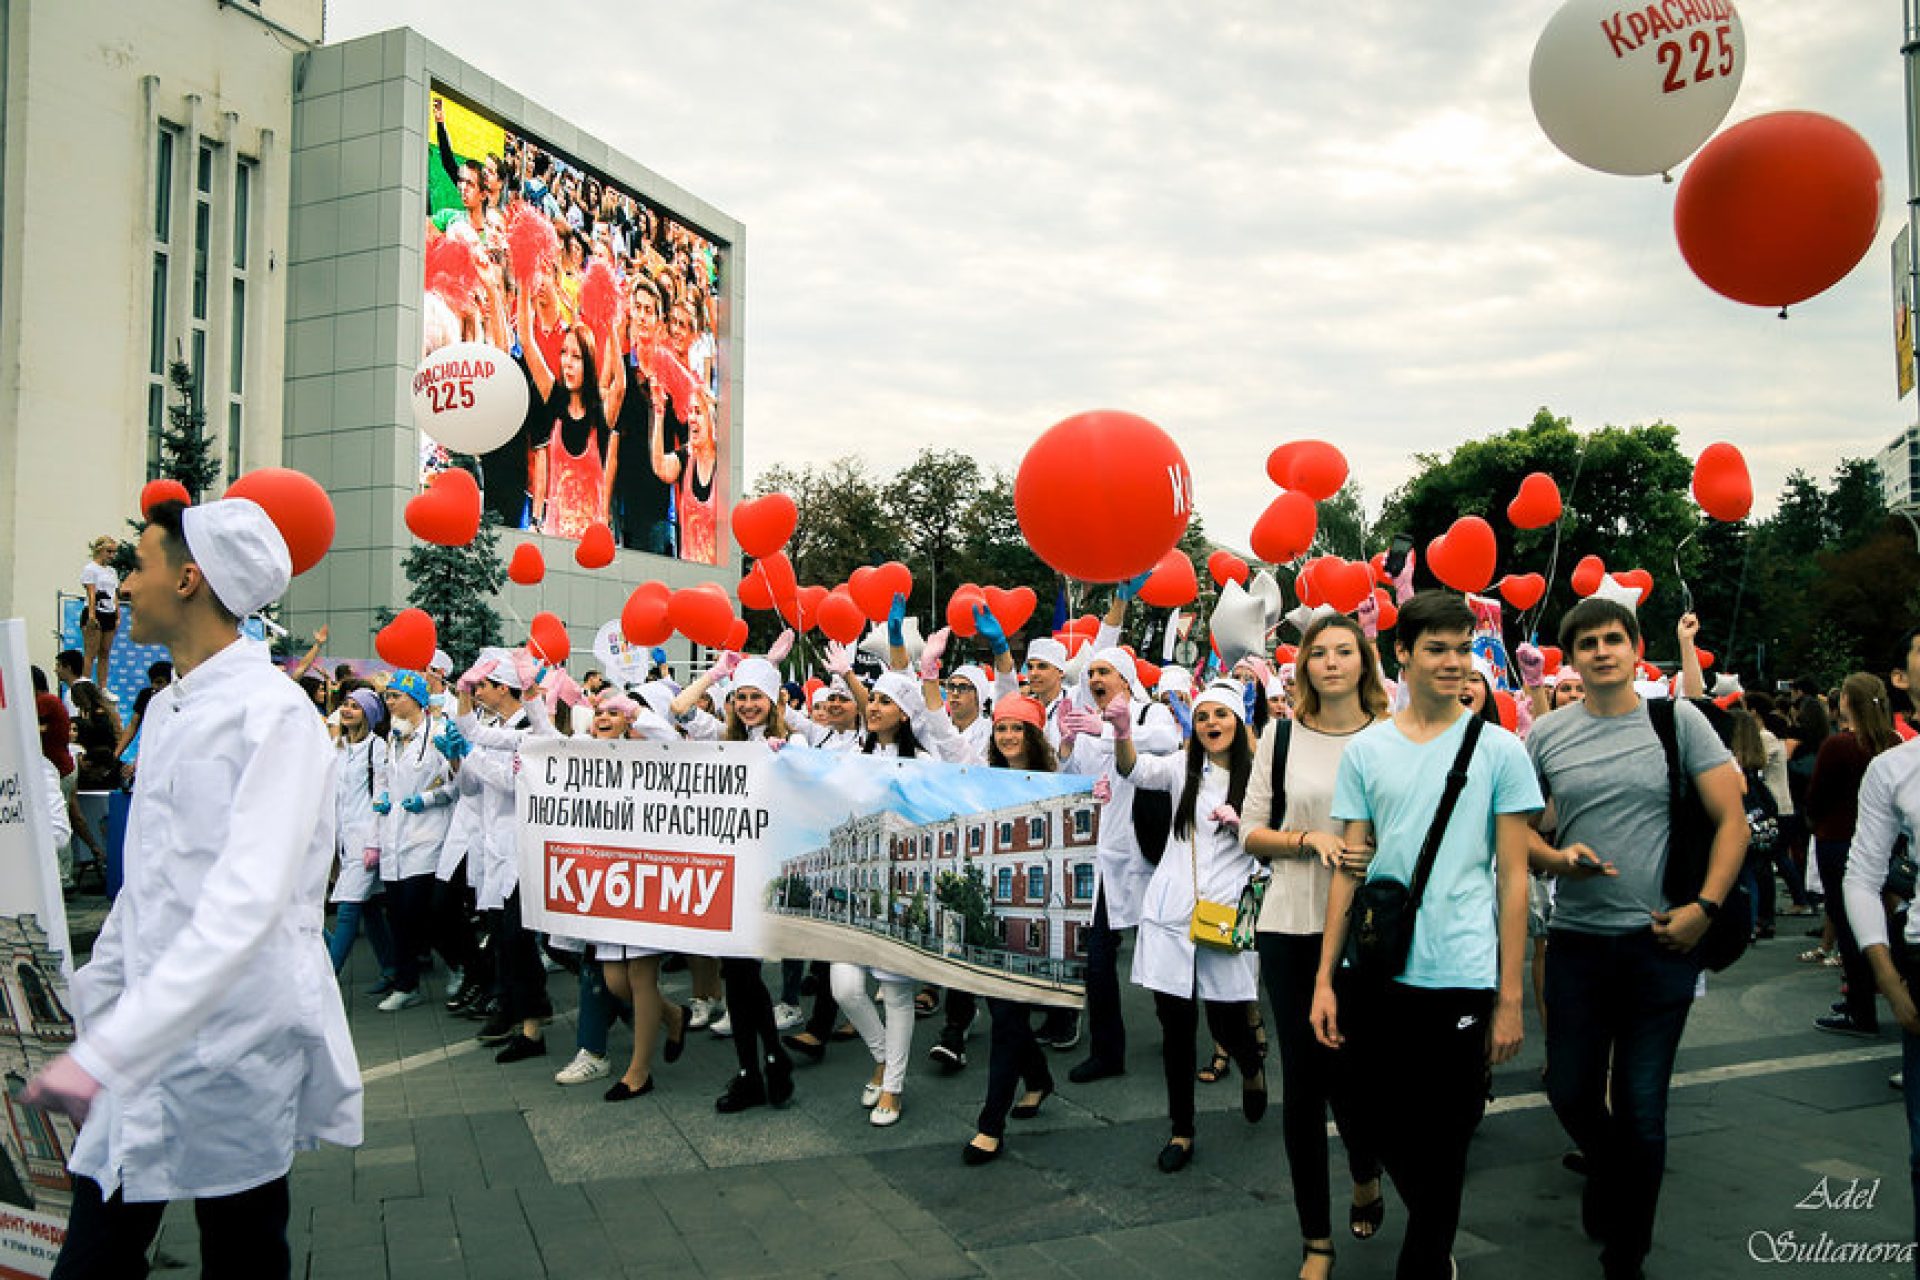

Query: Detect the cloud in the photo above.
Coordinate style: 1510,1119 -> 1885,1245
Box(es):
337,1 -> 1909,546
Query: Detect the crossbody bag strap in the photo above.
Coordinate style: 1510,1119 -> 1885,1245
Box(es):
1405,716 -> 1486,913
1265,719 -> 1293,830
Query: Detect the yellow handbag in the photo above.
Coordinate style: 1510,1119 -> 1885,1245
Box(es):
1187,835 -> 1240,950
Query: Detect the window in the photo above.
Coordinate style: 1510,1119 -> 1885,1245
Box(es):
146,124 -> 179,477
1028,816 -> 1045,843
996,868 -> 1013,901
1074,864 -> 1095,901
998,821 -> 1012,845
921,835 -> 931,856
942,831 -> 954,852
192,141 -> 213,321
227,158 -> 253,483
1026,866 -> 1045,901
967,827 -> 981,851
1074,809 -> 1092,836
16,966 -> 65,1028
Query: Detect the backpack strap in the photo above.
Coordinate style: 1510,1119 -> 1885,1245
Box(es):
1265,719 -> 1294,830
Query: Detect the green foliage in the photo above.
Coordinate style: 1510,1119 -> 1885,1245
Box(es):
158,358 -> 223,500
907,889 -> 930,932
379,506 -> 506,669
935,864 -> 998,948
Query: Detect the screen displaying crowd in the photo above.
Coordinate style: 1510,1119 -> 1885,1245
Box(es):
421,87 -> 729,565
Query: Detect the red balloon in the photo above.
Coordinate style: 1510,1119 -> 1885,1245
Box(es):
946,584 -> 986,637
755,553 -> 800,625
1506,473 -> 1562,530
983,585 -> 1037,635
1616,568 -> 1655,605
1492,690 -> 1518,733
1319,559 -> 1373,613
1293,557 -> 1326,608
1498,573 -> 1546,612
225,467 -> 334,575
1540,645 -> 1563,676
1697,648 -> 1716,672
1675,111 -> 1883,311
574,520 -> 616,569
738,567 -> 774,612
724,618 -> 749,651
1265,440 -> 1348,502
1207,550 -> 1250,588
1273,644 -> 1298,665
405,469 -> 482,547
1015,410 -> 1193,583
622,582 -> 673,647
1692,443 -> 1753,522
507,542 -> 545,586
730,492 -> 798,559
817,589 -> 866,645
669,585 -> 736,650
1369,552 -> 1390,585
1135,658 -> 1161,688
851,561 -> 912,622
796,585 -> 829,633
1372,587 -> 1397,632
1249,491 -> 1318,564
375,608 -> 437,670
1139,549 -> 1199,608
1425,516 -> 1497,594
528,611 -> 570,665
1571,554 -> 1607,598
140,478 -> 192,517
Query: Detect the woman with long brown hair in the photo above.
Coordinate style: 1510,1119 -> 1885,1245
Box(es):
1809,673 -> 1901,1036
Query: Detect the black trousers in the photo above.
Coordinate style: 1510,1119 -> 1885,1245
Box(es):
941,989 -> 977,1047
1083,892 -> 1126,1065
1152,990 -> 1261,1140
1259,932 -> 1381,1241
390,873 -> 438,993
52,1174 -> 289,1280
721,958 -> 789,1078
1817,838 -> 1879,1028
431,860 -> 480,980
492,890 -> 547,1022
976,999 -> 1054,1138
1344,979 -> 1494,1280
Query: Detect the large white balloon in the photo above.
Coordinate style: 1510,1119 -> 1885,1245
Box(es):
1530,0 -> 1744,177
411,342 -> 528,455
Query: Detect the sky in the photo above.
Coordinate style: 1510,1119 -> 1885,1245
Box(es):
330,1 -> 1916,546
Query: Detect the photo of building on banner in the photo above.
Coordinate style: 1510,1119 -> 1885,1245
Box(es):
516,740 -> 1099,1006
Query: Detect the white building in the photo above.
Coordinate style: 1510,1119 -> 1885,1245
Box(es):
1877,426 -> 1920,512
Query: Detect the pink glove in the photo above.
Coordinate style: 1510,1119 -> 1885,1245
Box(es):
363,847 -> 382,871
1356,592 -> 1379,641
1209,804 -> 1241,832
766,629 -> 796,663
1514,643 -> 1546,689
767,737 -> 787,753
917,628 -> 952,681
1238,656 -> 1274,690
1392,548 -> 1419,606
1101,697 -> 1133,740
1092,776 -> 1113,803
1514,693 -> 1535,738
21,1054 -> 100,1127
711,651 -> 743,681
1057,704 -> 1105,743
542,668 -> 586,709
823,642 -> 855,677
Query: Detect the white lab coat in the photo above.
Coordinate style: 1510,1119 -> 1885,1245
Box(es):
381,718 -> 454,881
1061,700 -> 1182,929
455,702 -> 559,910
67,638 -> 362,1201
329,733 -> 388,904
39,757 -> 70,852
437,745 -> 485,883
1126,752 -> 1260,1001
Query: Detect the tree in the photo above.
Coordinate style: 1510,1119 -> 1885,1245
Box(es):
935,865 -> 997,948
753,458 -> 901,591
158,357 -> 223,500
382,507 -> 507,668
884,449 -> 983,612
1311,482 -> 1371,561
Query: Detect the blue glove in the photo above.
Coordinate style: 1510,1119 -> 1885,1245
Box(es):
1115,570 -> 1152,604
371,792 -> 391,815
651,647 -> 668,665
401,794 -> 427,814
1169,697 -> 1194,740
886,593 -> 907,648
972,605 -> 1009,658
434,724 -> 469,761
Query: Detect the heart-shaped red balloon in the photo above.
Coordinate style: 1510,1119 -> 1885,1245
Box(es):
946,585 -> 986,637
1372,587 -> 1398,631
622,582 -> 672,646
1570,554 -> 1607,598
817,589 -> 866,645
731,492 -> 798,559
375,608 -> 437,670
738,567 -> 774,612
1250,491 -> 1318,564
1138,549 -> 1199,608
724,618 -> 749,651
851,562 -> 911,622
1265,440 -> 1349,502
1692,443 -> 1753,522
1506,473 -> 1563,530
797,585 -> 830,633
1274,644 -> 1298,664
754,553 -> 800,626
1697,647 -> 1716,671
140,478 -> 192,517
1319,559 -> 1374,613
1293,557 -> 1327,607
669,585 -> 737,650
984,585 -> 1037,635
507,542 -> 545,586
528,611 -> 571,665
1425,516 -> 1497,594
1207,550 -> 1250,588
1498,573 -> 1546,612
574,521 -> 616,569
1616,568 -> 1655,604
1540,645 -> 1563,675
1369,551 -> 1389,584
405,468 -> 482,547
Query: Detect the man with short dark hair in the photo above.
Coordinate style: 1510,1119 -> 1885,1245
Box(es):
1527,597 -> 1746,1280
27,499 -> 361,1279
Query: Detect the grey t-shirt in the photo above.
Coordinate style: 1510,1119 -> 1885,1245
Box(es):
1526,698 -> 1732,935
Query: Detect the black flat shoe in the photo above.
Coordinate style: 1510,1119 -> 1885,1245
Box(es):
1068,1057 -> 1125,1085
663,1004 -> 688,1065
1010,1087 -> 1054,1120
1242,1074 -> 1269,1123
782,1033 -> 827,1063
1350,1186 -> 1384,1240
715,1071 -> 767,1114
1156,1140 -> 1194,1173
604,1077 -> 654,1102
494,1034 -> 546,1064
962,1137 -> 1004,1166
765,1056 -> 795,1107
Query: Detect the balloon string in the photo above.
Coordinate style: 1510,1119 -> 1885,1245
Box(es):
1673,523 -> 1699,615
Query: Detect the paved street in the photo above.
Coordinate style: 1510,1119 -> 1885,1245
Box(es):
98,899 -> 1914,1279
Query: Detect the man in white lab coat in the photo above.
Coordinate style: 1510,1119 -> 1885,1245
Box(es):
27,498 -> 362,1279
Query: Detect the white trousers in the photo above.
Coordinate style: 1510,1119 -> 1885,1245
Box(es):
830,963 -> 915,1095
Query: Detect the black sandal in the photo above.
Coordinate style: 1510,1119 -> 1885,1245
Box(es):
1350,1184 -> 1385,1240
1196,1049 -> 1232,1084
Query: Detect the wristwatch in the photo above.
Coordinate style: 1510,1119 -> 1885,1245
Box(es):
1693,896 -> 1722,919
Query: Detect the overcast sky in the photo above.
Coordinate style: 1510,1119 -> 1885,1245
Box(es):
331,1 -> 1914,545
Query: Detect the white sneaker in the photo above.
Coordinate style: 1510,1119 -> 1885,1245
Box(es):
377,989 -> 425,1012
710,1010 -> 734,1038
773,1001 -> 803,1032
554,1049 -> 612,1086
443,967 -> 465,1000
687,998 -> 714,1031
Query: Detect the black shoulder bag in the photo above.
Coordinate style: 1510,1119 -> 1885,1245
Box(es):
1343,717 -> 1485,986
1648,699 -> 1750,972
1130,702 -> 1174,865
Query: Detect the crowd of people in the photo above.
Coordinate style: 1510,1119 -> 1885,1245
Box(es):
32,517 -> 1920,1280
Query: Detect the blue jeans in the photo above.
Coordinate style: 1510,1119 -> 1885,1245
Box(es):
1545,928 -> 1699,1273
327,896 -> 396,977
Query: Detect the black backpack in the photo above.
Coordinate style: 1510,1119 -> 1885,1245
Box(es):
1129,703 -> 1174,865
1649,698 -> 1751,972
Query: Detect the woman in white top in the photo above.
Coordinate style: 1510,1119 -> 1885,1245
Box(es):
80,536 -> 121,689
1238,614 -> 1388,1280
326,688 -> 395,983
1114,679 -> 1267,1174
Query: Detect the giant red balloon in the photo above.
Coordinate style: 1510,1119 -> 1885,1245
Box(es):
1425,517 -> 1497,594
730,493 -> 798,559
669,585 -> 736,649
140,478 -> 191,517
528,611 -> 570,665
1138,549 -> 1199,608
225,467 -> 334,575
1015,410 -> 1193,583
375,608 -> 436,670
621,582 -> 673,647
1265,440 -> 1348,502
817,589 -> 866,645
983,585 -> 1037,635
1498,573 -> 1546,612
1249,491 -> 1318,564
1674,111 -> 1883,310
507,542 -> 545,586
1571,554 -> 1607,598
1506,473 -> 1562,530
1692,443 -> 1753,522
405,468 -> 482,547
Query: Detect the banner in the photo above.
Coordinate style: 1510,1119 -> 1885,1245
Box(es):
1895,226 -> 1915,400
517,739 -> 1100,1006
0,621 -> 81,1278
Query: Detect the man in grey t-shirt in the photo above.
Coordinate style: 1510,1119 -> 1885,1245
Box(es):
1526,600 -> 1747,1280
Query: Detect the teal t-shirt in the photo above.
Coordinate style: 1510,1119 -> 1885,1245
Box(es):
1332,713 -> 1544,989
